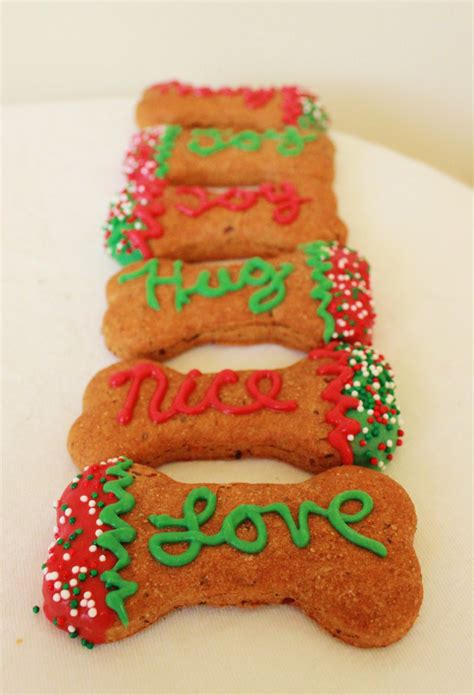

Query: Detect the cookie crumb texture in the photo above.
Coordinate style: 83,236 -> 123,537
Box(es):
124,124 -> 335,187
68,343 -> 403,473
42,461 -> 422,648
103,179 -> 347,266
102,243 -> 375,360
136,82 -> 330,133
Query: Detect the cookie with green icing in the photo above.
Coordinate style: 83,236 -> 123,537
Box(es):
124,122 -> 335,188
41,460 -> 422,648
102,242 -> 374,361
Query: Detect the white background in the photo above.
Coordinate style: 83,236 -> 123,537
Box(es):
2,0 -> 472,185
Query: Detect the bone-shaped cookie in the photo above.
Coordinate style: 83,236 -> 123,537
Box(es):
136,81 -> 330,132
124,124 -> 334,187
68,342 -> 403,473
41,459 -> 422,648
104,178 -> 347,266
102,241 -> 374,360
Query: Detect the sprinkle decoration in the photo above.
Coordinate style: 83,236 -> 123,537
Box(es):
301,241 -> 375,344
103,179 -> 166,264
124,124 -> 182,184
103,180 -> 311,266
310,342 -> 404,470
281,86 -> 330,131
41,457 -> 138,647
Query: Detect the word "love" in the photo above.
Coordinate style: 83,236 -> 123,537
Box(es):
109,362 -> 298,425
148,486 -> 388,567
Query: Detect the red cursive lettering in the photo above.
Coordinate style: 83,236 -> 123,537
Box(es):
109,363 -> 298,425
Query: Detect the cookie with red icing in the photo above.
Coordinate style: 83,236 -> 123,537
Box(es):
102,241 -> 375,360
41,460 -> 422,648
68,342 -> 403,473
103,178 -> 347,266
124,123 -> 334,188
136,81 -> 330,132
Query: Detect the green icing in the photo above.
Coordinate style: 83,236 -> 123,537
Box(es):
187,126 -> 316,158
154,125 -> 182,178
335,344 -> 403,470
119,257 -> 294,315
300,241 -> 336,342
148,486 -> 387,567
96,458 -> 138,626
104,208 -> 144,266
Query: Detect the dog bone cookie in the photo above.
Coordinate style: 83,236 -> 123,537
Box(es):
104,178 -> 347,266
41,459 -> 422,648
136,81 -> 330,132
124,124 -> 334,187
68,342 -> 403,473
102,241 -> 374,360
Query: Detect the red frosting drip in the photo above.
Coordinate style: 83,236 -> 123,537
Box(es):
127,180 -> 167,258
309,343 -> 361,465
148,80 -> 276,109
109,363 -> 298,425
281,86 -> 304,125
124,128 -> 161,186
42,463 -> 121,644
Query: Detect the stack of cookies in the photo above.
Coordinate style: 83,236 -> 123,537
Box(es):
40,81 -> 422,649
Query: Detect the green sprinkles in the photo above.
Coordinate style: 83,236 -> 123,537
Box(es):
32,605 -> 40,614
335,344 -> 404,470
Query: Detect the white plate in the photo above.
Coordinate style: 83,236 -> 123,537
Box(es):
2,99 -> 472,694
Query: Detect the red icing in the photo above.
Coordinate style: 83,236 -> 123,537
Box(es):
308,344 -> 360,465
175,182 -> 310,224
42,463 -> 120,644
109,363 -> 297,425
107,170 -> 311,260
127,180 -> 167,258
148,81 -> 276,109
281,86 -> 305,125
322,244 -> 375,344
124,128 -> 161,185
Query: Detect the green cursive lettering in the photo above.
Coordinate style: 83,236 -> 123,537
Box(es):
148,487 -> 387,567
118,257 -> 294,315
